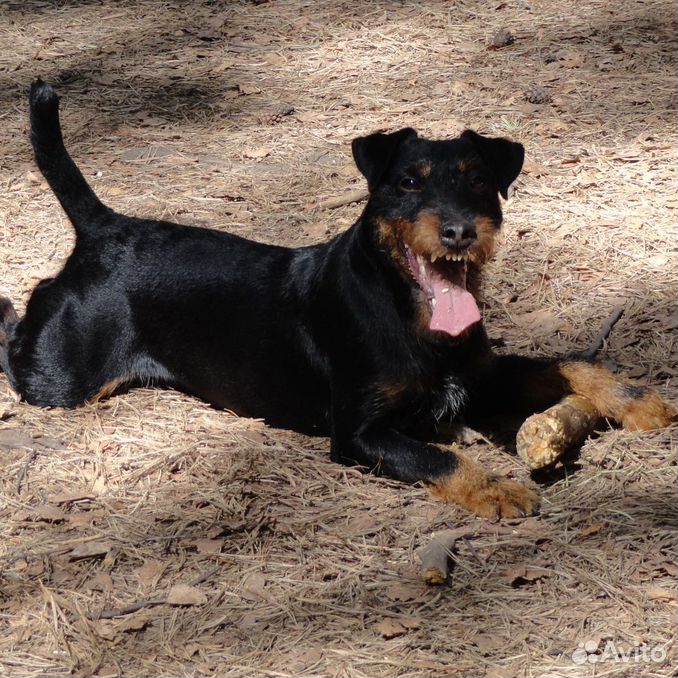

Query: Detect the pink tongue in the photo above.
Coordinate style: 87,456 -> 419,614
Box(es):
429,276 -> 481,336
407,250 -> 481,337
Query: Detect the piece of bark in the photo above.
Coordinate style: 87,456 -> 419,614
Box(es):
516,395 -> 600,469
415,530 -> 460,584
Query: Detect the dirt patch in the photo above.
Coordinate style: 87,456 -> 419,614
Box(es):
0,1 -> 675,676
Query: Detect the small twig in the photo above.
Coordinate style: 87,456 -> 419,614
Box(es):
95,596 -> 165,620
92,565 -> 220,620
16,448 -> 39,494
0,534 -> 106,563
316,189 -> 368,210
580,305 -> 625,359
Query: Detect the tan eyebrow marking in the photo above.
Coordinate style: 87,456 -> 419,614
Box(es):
416,161 -> 432,178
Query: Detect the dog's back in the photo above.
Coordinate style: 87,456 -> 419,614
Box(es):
3,82 -> 334,428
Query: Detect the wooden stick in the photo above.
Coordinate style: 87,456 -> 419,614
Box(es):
316,189 -> 368,210
415,527 -> 472,584
515,306 -> 625,469
516,395 -> 600,470
580,305 -> 625,359
92,565 -> 220,620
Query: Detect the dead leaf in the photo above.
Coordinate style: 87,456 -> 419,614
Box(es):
212,59 -> 236,74
239,430 -> 268,445
657,562 -> 678,577
286,648 -> 323,671
69,540 -> 113,560
646,586 -> 676,603
243,146 -> 270,160
94,621 -> 118,641
96,615 -> 146,641
116,614 -> 150,632
193,538 -> 224,554
26,560 -> 45,576
238,83 -> 261,95
167,583 -> 207,606
376,619 -> 408,639
342,513 -> 382,536
238,613 -> 261,630
303,221 -> 331,239
241,572 -> 267,601
578,522 -> 605,538
514,309 -> 565,335
559,51 -> 585,68
85,573 -> 114,592
474,633 -> 504,654
294,111 -> 317,123
34,436 -> 66,450
383,583 -> 422,602
181,643 -> 203,660
521,158 -> 548,177
0,429 -> 37,449
400,616 -> 422,630
135,559 -> 164,587
48,491 -> 94,505
68,510 -> 103,528
16,505 -> 66,523
505,564 -> 550,586
575,170 -> 597,188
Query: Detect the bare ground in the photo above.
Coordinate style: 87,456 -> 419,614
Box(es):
0,1 -> 676,676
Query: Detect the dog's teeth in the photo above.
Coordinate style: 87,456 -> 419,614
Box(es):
430,254 -> 437,263
445,254 -> 452,261
441,287 -> 449,293
431,298 -> 437,308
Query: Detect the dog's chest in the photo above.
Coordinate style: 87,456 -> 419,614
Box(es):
429,374 -> 468,422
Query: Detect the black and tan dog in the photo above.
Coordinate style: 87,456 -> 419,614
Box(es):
0,80 -> 674,518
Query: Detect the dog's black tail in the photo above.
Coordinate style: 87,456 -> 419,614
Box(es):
30,79 -> 109,236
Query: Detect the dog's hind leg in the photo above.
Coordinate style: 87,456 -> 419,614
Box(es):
467,353 -> 676,431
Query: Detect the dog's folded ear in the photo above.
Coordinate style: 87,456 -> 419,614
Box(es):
461,130 -> 525,199
352,128 -> 418,191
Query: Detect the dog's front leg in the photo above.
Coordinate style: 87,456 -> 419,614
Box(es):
330,424 -> 539,519
467,354 -> 676,430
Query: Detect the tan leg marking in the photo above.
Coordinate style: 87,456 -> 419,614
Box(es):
560,362 -> 676,430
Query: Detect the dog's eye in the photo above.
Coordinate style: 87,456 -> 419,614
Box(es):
470,175 -> 487,190
399,176 -> 422,192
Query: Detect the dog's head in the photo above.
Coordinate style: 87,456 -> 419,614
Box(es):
352,127 -> 524,337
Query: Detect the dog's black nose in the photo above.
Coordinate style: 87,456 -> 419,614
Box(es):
440,223 -> 476,248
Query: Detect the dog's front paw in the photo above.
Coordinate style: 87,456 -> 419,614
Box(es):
430,452 -> 540,519
621,388 -> 676,431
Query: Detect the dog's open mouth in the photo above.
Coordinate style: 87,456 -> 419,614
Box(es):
405,247 -> 481,337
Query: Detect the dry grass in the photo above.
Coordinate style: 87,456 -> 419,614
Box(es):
0,1 -> 676,676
